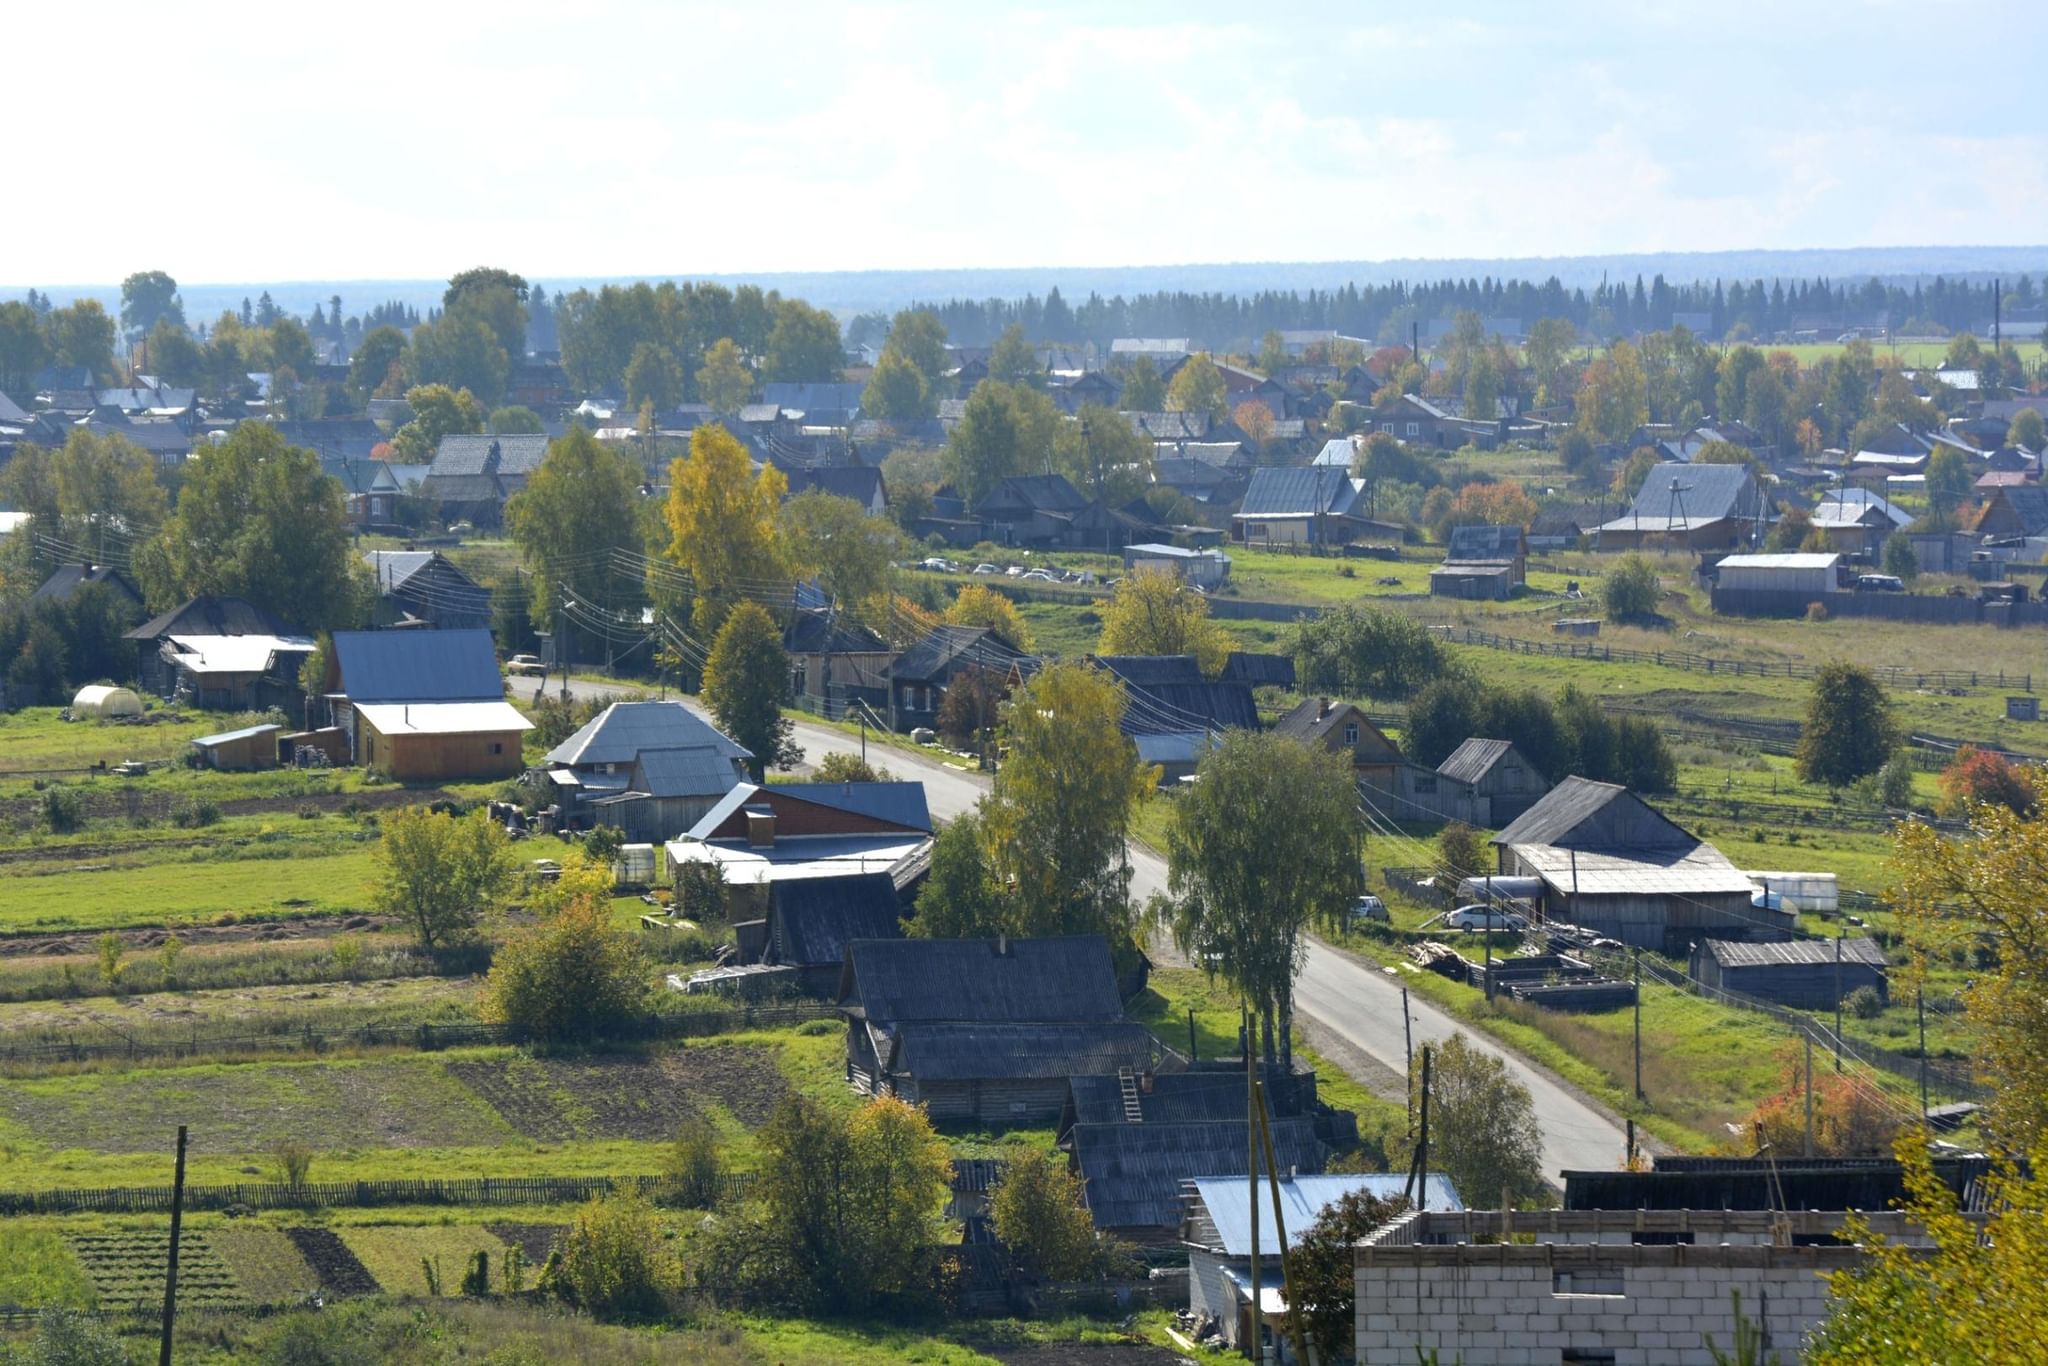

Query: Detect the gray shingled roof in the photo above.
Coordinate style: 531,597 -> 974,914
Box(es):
546,700 -> 750,767
1237,466 -> 1356,518
1491,776 -> 1695,852
1703,937 -> 1886,970
428,433 -> 548,477
1074,1117 -> 1323,1232
331,628 -> 504,703
1611,462 -> 1764,525
628,746 -> 746,800
894,1021 -> 1156,1082
1436,738 -> 1520,786
768,872 -> 903,968
843,935 -> 1124,1024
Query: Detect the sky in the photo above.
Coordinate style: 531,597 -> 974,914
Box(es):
14,0 -> 2048,286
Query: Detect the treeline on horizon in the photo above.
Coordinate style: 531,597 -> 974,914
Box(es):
906,272 -> 2046,351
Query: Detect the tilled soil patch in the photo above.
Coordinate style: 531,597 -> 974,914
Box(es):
284,1227 -> 381,1297
484,1222 -> 564,1267
447,1044 -> 790,1143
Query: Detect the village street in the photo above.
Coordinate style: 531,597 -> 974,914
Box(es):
681,699 -> 1639,1186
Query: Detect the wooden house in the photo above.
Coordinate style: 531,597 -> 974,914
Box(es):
783,609 -> 895,711
666,781 -> 933,920
125,597 -> 314,710
1688,937 -> 1887,1010
363,550 -> 492,630
189,722 -> 282,772
745,872 -> 907,996
31,564 -> 144,616
838,935 -> 1160,1125
419,434 -> 549,527
1491,777 -> 1767,950
1431,524 -> 1526,600
1272,698 -> 1403,788
1434,738 -> 1550,826
1597,463 -> 1769,551
325,629 -> 531,781
889,625 -> 1030,733
1973,484 -> 2048,540
539,700 -> 749,828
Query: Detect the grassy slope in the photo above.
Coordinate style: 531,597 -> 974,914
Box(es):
0,847 -> 381,933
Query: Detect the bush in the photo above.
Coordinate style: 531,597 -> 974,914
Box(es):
662,1115 -> 724,1209
170,797 -> 221,828
479,894 -> 649,1042
1806,600 -> 1830,622
1601,553 -> 1661,621
544,1194 -> 670,1318
41,786 -> 86,835
9,1308 -> 131,1366
582,823 -> 626,868
272,1139 -> 314,1190
1846,985 -> 1886,1020
988,1147 -> 1097,1280
297,803 -> 322,819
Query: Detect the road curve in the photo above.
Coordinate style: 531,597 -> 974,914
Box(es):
682,701 -> 1630,1185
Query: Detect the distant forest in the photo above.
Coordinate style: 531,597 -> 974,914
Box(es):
908,273 -> 2044,352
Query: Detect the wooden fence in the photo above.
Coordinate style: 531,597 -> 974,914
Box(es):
0,1001 -> 840,1068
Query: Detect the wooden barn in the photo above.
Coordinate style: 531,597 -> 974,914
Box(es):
749,872 -> 907,996
1689,936 -> 1887,1009
325,629 -> 531,782
838,935 -> 1161,1125
1434,737 -> 1551,826
1492,777 -> 1771,951
189,722 -> 282,772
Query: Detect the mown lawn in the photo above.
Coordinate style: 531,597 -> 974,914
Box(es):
0,846 -> 381,934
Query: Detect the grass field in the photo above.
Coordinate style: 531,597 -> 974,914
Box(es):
0,846 -> 380,934
338,1224 -> 516,1298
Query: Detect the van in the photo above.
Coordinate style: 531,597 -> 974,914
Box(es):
1856,574 -> 1905,593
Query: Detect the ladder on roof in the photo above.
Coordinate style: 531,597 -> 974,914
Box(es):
1118,1067 -> 1143,1123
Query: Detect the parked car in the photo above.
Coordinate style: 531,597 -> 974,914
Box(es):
972,563 -> 999,575
1349,894 -> 1389,926
1856,574 -> 1905,593
1444,904 -> 1528,932
505,654 -> 545,676
1005,565 -> 1026,577
1020,568 -> 1056,581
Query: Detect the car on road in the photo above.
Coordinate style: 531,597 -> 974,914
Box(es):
1444,904 -> 1528,932
917,557 -> 957,573
1349,894 -> 1389,926
1020,568 -> 1057,581
1855,573 -> 1905,593
1004,565 -> 1026,576
972,563 -> 999,575
505,654 -> 545,676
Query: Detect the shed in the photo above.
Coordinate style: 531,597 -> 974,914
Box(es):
1712,552 -> 1842,596
759,872 -> 906,996
70,685 -> 143,719
1435,738 -> 1550,826
1688,936 -> 1887,1009
190,723 -> 282,772
1121,542 -> 1232,590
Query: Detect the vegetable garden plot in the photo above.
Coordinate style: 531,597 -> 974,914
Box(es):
66,1230 -> 242,1311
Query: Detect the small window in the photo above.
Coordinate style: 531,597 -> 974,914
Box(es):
1561,1352 -> 1618,1366
1344,723 -> 1359,744
489,742 -> 503,756
1379,422 -> 1394,434
1406,421 -> 1420,436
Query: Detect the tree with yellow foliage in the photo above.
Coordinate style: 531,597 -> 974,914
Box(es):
1097,565 -> 1230,676
661,423 -> 787,635
943,581 -> 1033,651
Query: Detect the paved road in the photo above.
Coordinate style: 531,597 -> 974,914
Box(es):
679,700 -> 1631,1186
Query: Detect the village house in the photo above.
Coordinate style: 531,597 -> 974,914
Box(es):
839,935 -> 1162,1125
537,700 -> 750,831
1491,777 -> 1770,950
1232,467 -> 1401,547
1597,461 -> 1769,551
1434,737 -> 1551,827
777,462 -> 889,517
665,781 -> 933,919
889,624 -> 1031,733
323,454 -> 407,529
188,722 -> 284,772
717,871 -> 909,997
1806,487 -> 1912,557
1430,523 -> 1527,600
31,563 -> 143,616
323,629 -> 531,781
1120,542 -> 1231,590
1688,936 -> 1888,1010
419,434 -> 549,527
125,596 -> 315,711
363,550 -> 492,631
1972,484 -> 2048,541
782,608 -> 895,712
1272,698 -> 1404,789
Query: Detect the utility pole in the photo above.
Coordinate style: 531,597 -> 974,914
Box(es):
1245,1002 -> 1262,1363
1401,986 -> 1413,1130
1803,1034 -> 1815,1158
159,1124 -> 189,1366
1834,930 -> 1844,1073
1404,1045 -> 1433,1209
1253,1079 -> 1315,1366
1632,947 -> 1643,1101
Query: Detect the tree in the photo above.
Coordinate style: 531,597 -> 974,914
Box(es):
46,428 -> 167,565
371,807 -> 513,949
1059,402 -> 1156,505
44,299 -> 118,381
1611,446 -> 1658,499
548,1193 -> 670,1318
1524,316 -> 1577,405
701,1094 -> 951,1312
987,322 -> 1041,388
703,601 -> 801,782
1120,355 -> 1164,411
624,342 -> 685,413
1881,531 -> 1920,582
860,349 -> 931,420
778,491 -> 902,615
944,581 -> 1033,650
489,404 -> 544,434
480,892 -> 650,1041
0,300 -> 49,399
1438,820 -> 1487,883
1097,566 -> 1231,676
2009,407 -> 2045,452
404,315 -> 509,407
390,383 -> 484,461
442,268 -> 529,361
1601,553 -> 1661,621
696,337 -> 752,413
662,423 -> 788,635
120,270 -> 184,335
1938,746 -> 2035,818
1768,506 -> 1813,551
1574,340 -> 1649,443
1233,399 -> 1277,448
1433,481 -> 1537,542
934,664 -> 1006,752
1796,661 -> 1895,789
1292,1189 -> 1410,1362
1288,602 -> 1447,700
1403,1033 -> 1545,1208
909,803 -> 1003,937
763,298 -> 842,382
144,318 -> 204,387
348,324 -> 408,402
985,661 -> 1156,946
1924,447 -> 1975,526
942,381 -> 1060,507
883,309 -> 949,389
4,1308 -> 132,1366
814,751 -> 894,784
506,428 -> 645,643
1165,730 -> 1360,1065
988,1147 -> 1098,1280
132,422 -> 364,630
1165,353 -> 1227,420
1557,430 -> 1602,484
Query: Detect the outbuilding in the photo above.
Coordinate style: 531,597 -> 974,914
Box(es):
70,685 -> 143,719
190,723 -> 282,772
1712,552 -> 1842,596
1689,936 -> 1887,1009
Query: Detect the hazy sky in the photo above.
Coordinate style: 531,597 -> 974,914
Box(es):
16,0 -> 2047,285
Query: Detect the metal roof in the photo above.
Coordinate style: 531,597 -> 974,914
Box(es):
626,746 -> 745,800
191,723 -> 283,746
546,701 -> 750,768
127,596 -> 290,641
768,872 -> 904,968
1073,1116 -> 1324,1232
1135,731 -> 1210,766
1714,553 -> 1841,570
1236,466 -> 1355,519
842,935 -> 1124,1024
1444,524 -> 1524,563
362,550 -> 436,591
1493,776 -> 1688,851
780,781 -> 932,832
1602,461 -> 1764,529
894,1021 -> 1157,1082
1190,1174 -> 1463,1256
353,701 -> 533,736
164,634 -> 315,675
428,433 -> 548,477
1703,937 -> 1886,969
332,628 -> 504,703
1436,738 -> 1523,786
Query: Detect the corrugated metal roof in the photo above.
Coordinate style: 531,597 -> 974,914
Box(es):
1445,524 -> 1524,563
353,701 -> 532,735
165,634 -> 314,675
1135,731 -> 1210,765
780,781 -> 933,832
1704,937 -> 1885,969
428,433 -> 548,477
191,723 -> 283,746
1237,466 -> 1353,518
1067,1071 -> 1274,1128
1715,553 -> 1841,571
1074,1117 -> 1324,1232
1491,776 -> 1631,848
546,701 -> 750,767
332,629 -> 504,703
630,746 -> 745,799
362,550 -> 436,590
844,935 -> 1124,1023
1436,738 -> 1518,786
128,596 -> 289,641
1191,1174 -> 1462,1255
1602,461 -> 1764,529
1514,844 -> 1755,896
768,872 -> 903,967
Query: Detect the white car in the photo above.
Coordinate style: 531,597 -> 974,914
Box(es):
1444,904 -> 1528,932
1349,895 -> 1389,926
918,557 -> 956,573
972,563 -> 999,575
505,654 -> 545,677
1020,568 -> 1057,582
1005,565 -> 1026,577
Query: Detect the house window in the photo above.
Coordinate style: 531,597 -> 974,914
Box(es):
489,742 -> 503,756
1406,422 -> 1420,436
1344,723 -> 1359,745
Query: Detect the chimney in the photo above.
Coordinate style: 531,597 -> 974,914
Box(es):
745,806 -> 776,848
1318,697 -> 1329,720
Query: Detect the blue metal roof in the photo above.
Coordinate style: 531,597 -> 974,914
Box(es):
1237,467 -> 1355,518
1192,1173 -> 1463,1255
546,701 -> 750,767
629,746 -> 745,799
331,628 -> 504,703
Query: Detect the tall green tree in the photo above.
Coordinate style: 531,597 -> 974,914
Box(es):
119,270 -> 184,336
988,1147 -> 1098,1280
404,315 -> 508,407
624,342 -> 685,413
372,807 -> 514,949
1924,447 -> 1975,527
696,337 -> 752,413
702,601 -> 801,782
1165,353 -> 1227,421
987,323 -> 1041,389
144,319 -> 204,387
1796,661 -> 1896,789
860,349 -> 932,420
885,310 -> 948,386
1119,355 -> 1164,411
1057,402 -> 1154,504
390,384 -> 484,461
49,428 -> 168,566
1097,565 -> 1231,676
132,423 -> 364,629
941,380 -> 1059,506
1164,730 -> 1360,1065
348,324 -> 408,403
442,267 -> 529,360
44,299 -> 118,381
778,490 -> 901,617
763,299 -> 842,382
1398,1033 -> 1546,1208
507,428 -> 645,640
0,300 -> 49,398
910,804 -> 1004,937
982,661 -> 1156,947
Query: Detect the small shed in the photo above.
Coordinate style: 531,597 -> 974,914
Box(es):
1688,936 -> 1887,1009
71,685 -> 143,719
1712,552 -> 1841,596
1122,542 -> 1232,590
190,723 -> 283,772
